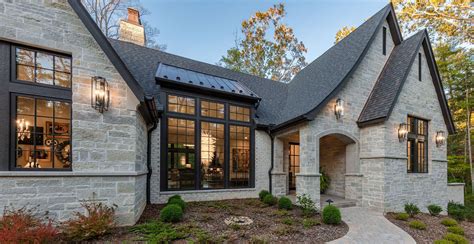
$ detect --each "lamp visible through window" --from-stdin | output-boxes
[91,76,110,113]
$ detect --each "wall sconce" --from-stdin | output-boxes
[334,98,344,120]
[91,76,110,113]
[435,131,446,147]
[398,123,408,142]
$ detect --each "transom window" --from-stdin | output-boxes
[14,96,71,169]
[230,105,251,122]
[407,116,428,173]
[163,93,254,191]
[15,47,72,88]
[168,94,195,115]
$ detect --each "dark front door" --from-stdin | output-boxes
[288,143,300,190]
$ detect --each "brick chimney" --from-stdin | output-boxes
[119,8,146,46]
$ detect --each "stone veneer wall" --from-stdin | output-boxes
[150,129,271,203]
[295,20,395,207]
[381,44,449,213]
[0,0,148,225]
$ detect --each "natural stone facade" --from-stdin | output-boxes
[0,0,147,225]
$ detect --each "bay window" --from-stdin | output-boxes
[162,93,254,191]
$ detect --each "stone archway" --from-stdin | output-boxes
[317,130,360,203]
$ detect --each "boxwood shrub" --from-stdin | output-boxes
[160,204,183,223]
[263,194,277,206]
[427,204,443,216]
[322,205,341,225]
[168,198,186,211]
[278,197,292,210]
[258,190,270,201]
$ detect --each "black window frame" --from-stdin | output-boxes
[6,43,73,171]
[418,52,422,81]
[382,26,387,55]
[407,116,428,173]
[12,45,73,90]
[160,90,256,191]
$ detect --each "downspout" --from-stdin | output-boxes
[266,126,275,194]
[146,121,158,204]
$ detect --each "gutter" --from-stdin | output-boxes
[144,96,160,204]
[264,125,275,194]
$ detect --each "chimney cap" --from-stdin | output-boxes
[127,7,141,25]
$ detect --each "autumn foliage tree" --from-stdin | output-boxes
[334,26,355,44]
[220,4,308,82]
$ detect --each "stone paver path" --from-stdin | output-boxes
[328,207,416,244]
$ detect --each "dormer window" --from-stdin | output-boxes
[382,26,387,55]
[418,53,422,81]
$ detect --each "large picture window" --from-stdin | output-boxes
[163,93,254,191]
[14,95,71,169]
[407,116,428,173]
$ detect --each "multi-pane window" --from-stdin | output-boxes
[289,143,300,190]
[201,100,225,119]
[230,105,250,122]
[229,125,250,187]
[167,118,195,190]
[201,122,225,189]
[168,95,195,115]
[407,116,428,173]
[15,96,71,169]
[15,48,72,88]
[163,93,253,191]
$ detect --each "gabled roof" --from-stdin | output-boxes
[156,63,260,100]
[358,30,455,134]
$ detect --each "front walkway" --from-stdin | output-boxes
[329,207,415,244]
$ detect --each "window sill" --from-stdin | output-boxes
[0,171,148,177]
[161,188,256,195]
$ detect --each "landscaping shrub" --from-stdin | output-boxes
[160,204,183,223]
[278,196,292,210]
[447,226,464,236]
[62,201,116,241]
[427,204,443,216]
[395,212,410,221]
[0,205,58,243]
[281,217,293,225]
[167,195,182,203]
[404,203,420,217]
[434,240,455,244]
[408,220,426,230]
[447,202,465,221]
[168,198,186,211]
[443,233,469,244]
[297,194,317,216]
[302,218,320,229]
[130,221,186,243]
[322,205,341,225]
[262,194,277,206]
[320,167,331,194]
[440,218,458,227]
[258,190,270,201]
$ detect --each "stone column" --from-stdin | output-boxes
[296,126,320,208]
[271,137,287,196]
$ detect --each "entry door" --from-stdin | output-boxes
[288,143,300,190]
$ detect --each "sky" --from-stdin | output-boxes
[140,0,389,64]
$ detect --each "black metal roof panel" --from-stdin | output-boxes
[155,63,259,99]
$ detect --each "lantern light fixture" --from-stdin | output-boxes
[435,131,446,147]
[91,76,110,113]
[16,118,31,141]
[334,98,344,120]
[398,123,408,142]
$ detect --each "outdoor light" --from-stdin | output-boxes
[16,118,31,141]
[435,131,446,147]
[398,123,408,142]
[334,98,344,120]
[326,199,334,206]
[91,76,110,113]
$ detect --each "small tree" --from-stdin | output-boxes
[334,26,355,44]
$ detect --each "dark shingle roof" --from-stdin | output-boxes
[156,63,259,99]
[109,4,393,127]
[358,31,425,124]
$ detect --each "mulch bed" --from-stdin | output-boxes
[94,198,348,243]
[385,212,474,243]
